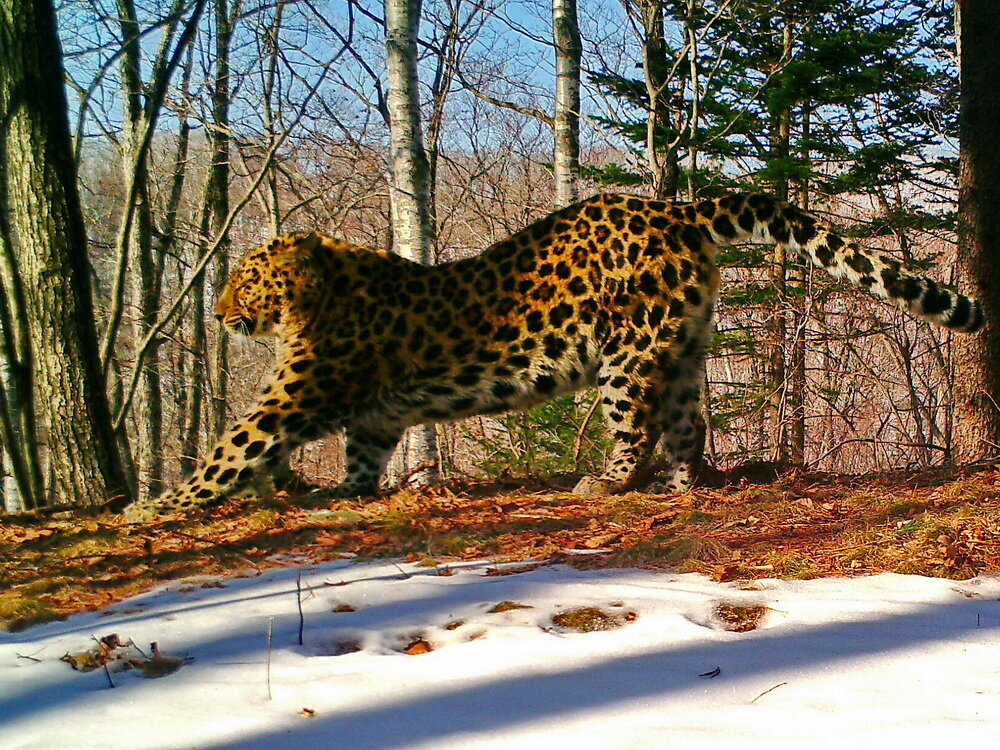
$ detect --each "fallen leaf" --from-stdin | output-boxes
[61,634,126,672]
[403,638,432,655]
[582,534,620,549]
[128,642,188,678]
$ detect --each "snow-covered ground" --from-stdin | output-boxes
[2,559,999,749]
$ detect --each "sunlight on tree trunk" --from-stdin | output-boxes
[552,0,581,207]
[0,0,130,509]
[953,1,1000,461]
[385,0,439,487]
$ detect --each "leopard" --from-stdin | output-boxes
[122,193,985,521]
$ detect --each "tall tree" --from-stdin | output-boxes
[116,0,163,500]
[206,0,239,440]
[953,1,1000,461]
[633,0,682,198]
[708,0,944,463]
[385,0,439,486]
[552,0,582,206]
[98,0,204,500]
[0,0,130,508]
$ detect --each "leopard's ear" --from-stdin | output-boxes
[275,231,323,268]
[294,231,323,255]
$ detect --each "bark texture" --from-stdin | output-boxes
[953,1,1000,461]
[117,0,163,500]
[552,0,581,207]
[385,0,436,264]
[0,0,130,507]
[208,0,235,439]
[384,0,438,485]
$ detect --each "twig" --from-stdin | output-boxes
[750,681,788,704]
[392,459,439,491]
[266,617,274,701]
[16,653,41,662]
[128,638,150,660]
[389,561,412,579]
[572,394,602,469]
[296,571,305,647]
[103,663,115,689]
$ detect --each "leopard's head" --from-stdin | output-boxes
[215,231,325,337]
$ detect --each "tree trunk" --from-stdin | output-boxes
[384,0,438,487]
[789,104,810,466]
[259,1,285,236]
[552,0,581,206]
[0,213,44,509]
[208,0,237,439]
[766,21,794,464]
[953,1,1000,461]
[684,0,700,200]
[0,0,131,508]
[116,0,164,501]
[181,249,207,475]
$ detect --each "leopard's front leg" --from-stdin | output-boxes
[123,386,328,522]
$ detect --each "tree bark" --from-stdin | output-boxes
[552,0,581,206]
[208,0,237,439]
[180,246,206,475]
[116,0,164,501]
[384,0,439,487]
[766,20,794,464]
[0,0,131,508]
[789,104,810,465]
[953,1,1000,461]
[0,204,44,509]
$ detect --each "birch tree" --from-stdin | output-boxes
[552,0,581,206]
[384,0,438,486]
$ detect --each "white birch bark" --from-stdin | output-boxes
[385,0,435,264]
[552,0,581,207]
[384,0,438,486]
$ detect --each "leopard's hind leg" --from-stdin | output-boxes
[572,355,665,496]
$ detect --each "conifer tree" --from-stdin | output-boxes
[591,0,950,464]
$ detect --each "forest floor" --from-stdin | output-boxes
[3,464,1000,632]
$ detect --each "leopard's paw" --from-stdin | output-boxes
[122,487,198,523]
[122,500,170,523]
[572,475,623,496]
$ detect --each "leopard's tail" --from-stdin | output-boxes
[694,193,985,333]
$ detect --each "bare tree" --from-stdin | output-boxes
[206,0,241,440]
[98,0,206,500]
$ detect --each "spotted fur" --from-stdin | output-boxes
[122,193,984,521]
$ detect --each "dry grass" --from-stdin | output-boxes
[2,465,1000,629]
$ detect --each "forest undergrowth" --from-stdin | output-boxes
[3,465,1000,632]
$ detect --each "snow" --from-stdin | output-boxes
[2,560,999,749]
